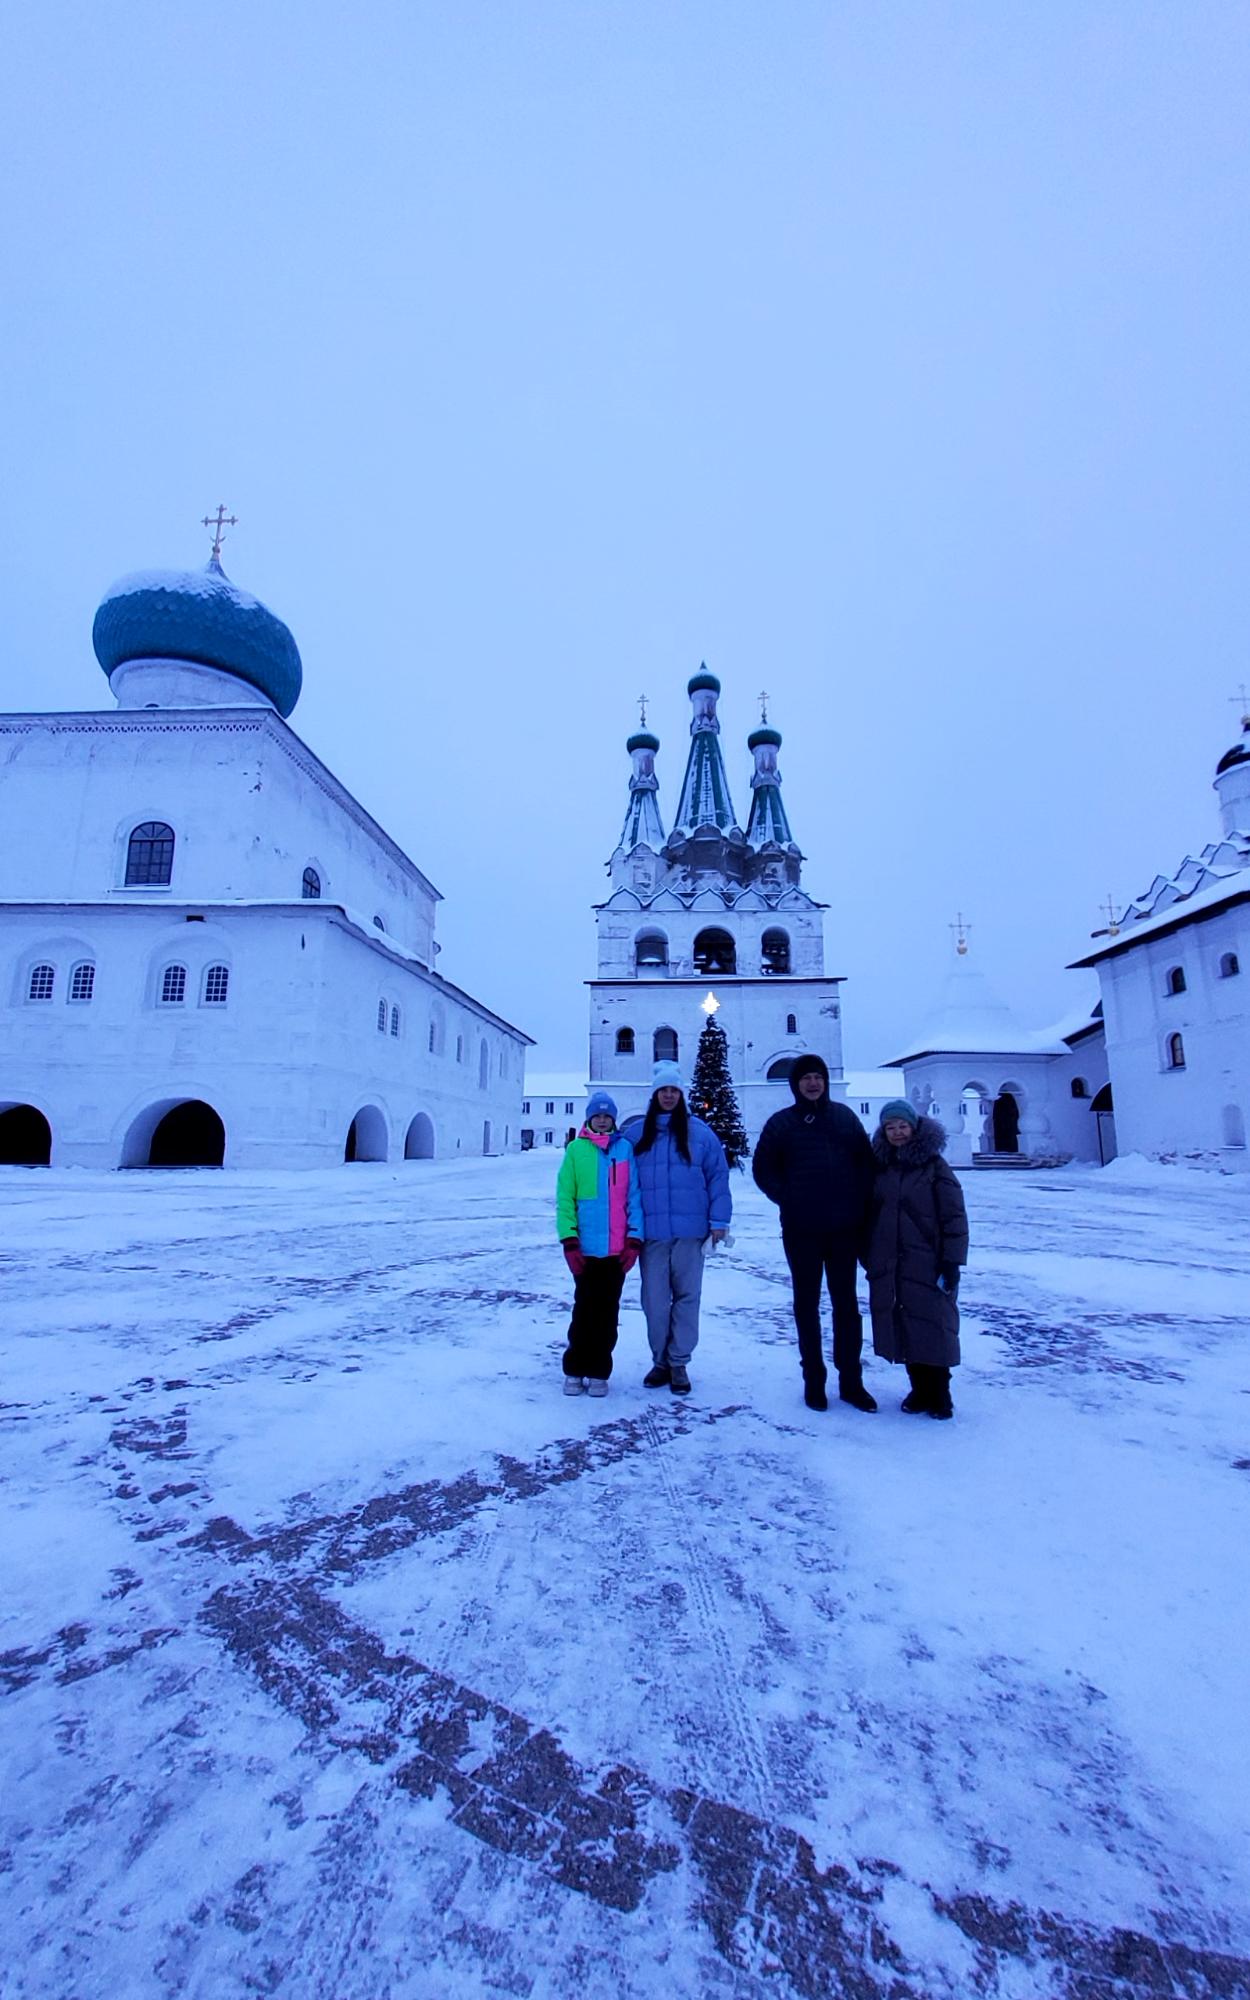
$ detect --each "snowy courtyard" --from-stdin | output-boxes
[2,1154,1248,2000]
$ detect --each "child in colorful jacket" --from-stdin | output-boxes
[555,1090,643,1397]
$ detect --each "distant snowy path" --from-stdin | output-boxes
[2,1156,1248,1998]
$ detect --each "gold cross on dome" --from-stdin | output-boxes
[949,911,970,955]
[637,694,649,728]
[758,690,770,723]
[202,504,238,562]
[1231,683,1250,729]
[1101,894,1121,938]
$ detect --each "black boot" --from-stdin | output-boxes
[900,1364,930,1414]
[927,1367,954,1421]
[643,1363,671,1388]
[838,1374,877,1413]
[804,1380,828,1411]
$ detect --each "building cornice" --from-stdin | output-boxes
[587,974,845,987]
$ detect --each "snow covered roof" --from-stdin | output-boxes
[522,1073,587,1100]
[883,949,1070,1066]
[1069,862,1250,967]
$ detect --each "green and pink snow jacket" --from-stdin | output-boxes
[555,1128,642,1257]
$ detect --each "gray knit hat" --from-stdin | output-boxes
[878,1099,920,1129]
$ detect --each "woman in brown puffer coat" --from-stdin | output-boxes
[865,1100,969,1419]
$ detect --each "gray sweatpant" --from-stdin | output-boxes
[639,1237,706,1368]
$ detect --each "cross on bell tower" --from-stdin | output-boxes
[202,504,238,563]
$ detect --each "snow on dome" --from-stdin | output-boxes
[92,558,303,718]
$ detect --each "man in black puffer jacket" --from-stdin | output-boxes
[752,1053,877,1413]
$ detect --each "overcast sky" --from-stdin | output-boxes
[2,1,1247,1070]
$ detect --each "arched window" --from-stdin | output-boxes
[761,928,791,975]
[28,963,55,1002]
[1070,1077,1088,1099]
[1167,1032,1186,1069]
[766,1058,793,1080]
[69,962,95,1003]
[635,929,668,970]
[203,965,229,1005]
[377,998,387,1033]
[1166,966,1186,996]
[160,964,187,1005]
[1219,952,1240,978]
[125,822,174,887]
[428,1020,437,1053]
[302,867,321,900]
[479,1040,489,1088]
[615,1027,635,1055]
[654,1027,678,1063]
[391,1005,401,1038]
[693,928,736,975]
[785,1013,797,1035]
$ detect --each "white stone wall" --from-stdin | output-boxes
[1095,906,1249,1163]
[2,903,527,1168]
[898,1041,1111,1165]
[0,711,439,966]
[588,975,846,1142]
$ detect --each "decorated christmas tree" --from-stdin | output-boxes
[690,1014,751,1166]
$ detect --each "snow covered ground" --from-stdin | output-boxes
[2,1154,1248,2000]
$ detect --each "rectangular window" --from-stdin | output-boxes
[70,964,96,1003]
[545,1101,554,1115]
[521,1100,530,1114]
[544,1131,554,1145]
[564,1101,574,1114]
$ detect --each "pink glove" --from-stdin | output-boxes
[619,1240,642,1274]
[562,1241,586,1278]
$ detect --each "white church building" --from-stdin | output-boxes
[1067,713,1249,1165]
[0,530,531,1169]
[587,670,846,1140]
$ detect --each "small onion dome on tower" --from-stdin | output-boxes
[1214,710,1250,837]
[747,724,782,752]
[93,557,303,717]
[626,730,660,754]
[688,667,721,696]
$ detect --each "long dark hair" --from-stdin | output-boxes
[633,1090,692,1163]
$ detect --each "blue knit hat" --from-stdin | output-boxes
[879,1098,919,1128]
[584,1089,618,1123]
[651,1061,685,1092]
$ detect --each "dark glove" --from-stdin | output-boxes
[938,1261,961,1296]
[619,1239,642,1274]
[562,1241,586,1278]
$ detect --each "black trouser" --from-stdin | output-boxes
[781,1229,865,1393]
[563,1255,625,1381]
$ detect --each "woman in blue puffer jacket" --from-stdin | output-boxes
[620,1061,732,1396]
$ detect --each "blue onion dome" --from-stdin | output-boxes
[93,558,303,717]
[627,730,660,753]
[688,666,720,695]
[748,725,782,751]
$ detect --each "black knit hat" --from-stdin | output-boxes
[789,1052,829,1100]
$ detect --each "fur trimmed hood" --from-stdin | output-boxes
[872,1114,948,1167]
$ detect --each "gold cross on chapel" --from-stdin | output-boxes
[202,504,238,562]
[1231,683,1250,729]
[949,911,970,955]
[1101,894,1121,938]
[758,690,770,723]
[637,694,649,728]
